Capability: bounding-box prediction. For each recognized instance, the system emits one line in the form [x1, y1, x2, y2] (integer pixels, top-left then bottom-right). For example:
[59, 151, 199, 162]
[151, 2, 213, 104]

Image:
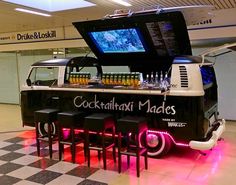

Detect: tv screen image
[89, 28, 146, 53]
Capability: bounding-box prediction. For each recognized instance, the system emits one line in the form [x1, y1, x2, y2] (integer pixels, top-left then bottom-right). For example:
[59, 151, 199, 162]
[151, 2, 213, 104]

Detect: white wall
[0, 52, 19, 104]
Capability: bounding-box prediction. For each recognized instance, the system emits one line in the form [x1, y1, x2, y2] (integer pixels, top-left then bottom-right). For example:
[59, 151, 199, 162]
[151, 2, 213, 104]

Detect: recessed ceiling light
[15, 8, 51, 17]
[111, 0, 132, 7]
[3, 0, 96, 12]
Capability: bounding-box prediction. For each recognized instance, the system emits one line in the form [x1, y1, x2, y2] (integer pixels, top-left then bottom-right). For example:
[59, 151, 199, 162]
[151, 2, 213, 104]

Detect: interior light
[15, 8, 51, 17]
[111, 0, 132, 7]
[4, 0, 96, 12]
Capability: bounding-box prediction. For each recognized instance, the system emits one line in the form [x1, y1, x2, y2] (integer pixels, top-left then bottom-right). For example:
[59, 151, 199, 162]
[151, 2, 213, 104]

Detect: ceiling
[0, 0, 236, 34]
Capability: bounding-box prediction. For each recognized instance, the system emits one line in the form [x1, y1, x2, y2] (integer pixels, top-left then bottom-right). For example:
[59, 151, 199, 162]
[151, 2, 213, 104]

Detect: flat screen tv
[88, 28, 146, 53]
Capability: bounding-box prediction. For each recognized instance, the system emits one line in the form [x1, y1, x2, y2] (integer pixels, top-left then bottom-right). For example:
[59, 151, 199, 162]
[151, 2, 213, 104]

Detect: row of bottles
[143, 71, 170, 89]
[102, 72, 141, 87]
[69, 72, 91, 85]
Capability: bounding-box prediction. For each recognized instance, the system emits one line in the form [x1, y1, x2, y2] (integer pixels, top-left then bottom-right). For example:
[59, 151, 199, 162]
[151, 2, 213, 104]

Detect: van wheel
[145, 131, 172, 157]
[38, 122, 57, 136]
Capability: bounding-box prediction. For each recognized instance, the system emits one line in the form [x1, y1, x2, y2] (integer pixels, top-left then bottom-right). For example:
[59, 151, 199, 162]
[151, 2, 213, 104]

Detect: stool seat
[117, 116, 148, 177]
[34, 108, 60, 123]
[84, 113, 114, 131]
[116, 116, 147, 134]
[84, 113, 116, 170]
[57, 111, 85, 163]
[58, 111, 85, 128]
[34, 108, 59, 159]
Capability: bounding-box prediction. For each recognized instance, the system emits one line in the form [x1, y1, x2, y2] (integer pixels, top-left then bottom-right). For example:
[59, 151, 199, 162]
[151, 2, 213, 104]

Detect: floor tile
[0, 152, 25, 161]
[15, 146, 37, 155]
[78, 179, 108, 185]
[0, 162, 23, 174]
[17, 139, 36, 146]
[46, 161, 78, 174]
[87, 169, 120, 184]
[0, 149, 11, 157]
[66, 165, 99, 178]
[17, 130, 36, 139]
[26, 170, 62, 184]
[145, 158, 194, 179]
[7, 166, 42, 179]
[12, 155, 41, 165]
[46, 174, 84, 185]
[14, 180, 43, 185]
[0, 175, 21, 185]
[1, 144, 24, 151]
[30, 149, 57, 157]
[160, 176, 199, 185]
[28, 158, 59, 170]
[0, 159, 7, 166]
[0, 116, 235, 185]
[109, 171, 165, 185]
[0, 141, 12, 149]
[4, 137, 25, 143]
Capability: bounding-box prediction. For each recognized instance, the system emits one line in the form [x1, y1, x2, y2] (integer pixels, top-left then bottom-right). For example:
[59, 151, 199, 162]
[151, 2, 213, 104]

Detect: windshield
[29, 67, 59, 86]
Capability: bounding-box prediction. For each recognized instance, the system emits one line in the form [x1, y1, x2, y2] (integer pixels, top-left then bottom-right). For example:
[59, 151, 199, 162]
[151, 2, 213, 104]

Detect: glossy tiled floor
[0, 104, 236, 185]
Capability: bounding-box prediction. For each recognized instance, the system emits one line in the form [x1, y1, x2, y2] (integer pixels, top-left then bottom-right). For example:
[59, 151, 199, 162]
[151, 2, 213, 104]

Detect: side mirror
[26, 79, 32, 86]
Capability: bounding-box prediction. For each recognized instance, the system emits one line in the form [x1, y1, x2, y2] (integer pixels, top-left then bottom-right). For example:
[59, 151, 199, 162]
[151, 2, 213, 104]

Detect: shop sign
[73, 94, 176, 115]
[0, 28, 64, 44]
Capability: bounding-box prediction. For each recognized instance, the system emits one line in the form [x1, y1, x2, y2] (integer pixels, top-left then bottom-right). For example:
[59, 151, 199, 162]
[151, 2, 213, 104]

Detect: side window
[200, 66, 215, 86]
[29, 67, 59, 86]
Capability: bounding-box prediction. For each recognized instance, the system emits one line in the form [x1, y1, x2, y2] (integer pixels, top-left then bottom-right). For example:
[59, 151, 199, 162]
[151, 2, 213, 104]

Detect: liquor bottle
[105, 73, 110, 85]
[113, 73, 118, 85]
[130, 72, 135, 86]
[146, 74, 149, 84]
[75, 72, 79, 84]
[109, 73, 114, 85]
[122, 73, 126, 86]
[159, 71, 164, 89]
[69, 72, 73, 84]
[102, 73, 106, 85]
[164, 71, 170, 87]
[118, 72, 122, 85]
[155, 72, 159, 87]
[134, 72, 140, 87]
[150, 72, 154, 84]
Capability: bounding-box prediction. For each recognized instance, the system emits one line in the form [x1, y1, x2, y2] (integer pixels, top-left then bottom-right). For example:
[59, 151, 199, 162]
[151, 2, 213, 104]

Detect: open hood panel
[73, 11, 192, 66]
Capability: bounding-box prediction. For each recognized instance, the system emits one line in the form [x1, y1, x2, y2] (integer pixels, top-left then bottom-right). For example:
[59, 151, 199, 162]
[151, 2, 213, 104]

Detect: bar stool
[34, 108, 60, 158]
[84, 113, 116, 170]
[117, 116, 148, 177]
[57, 111, 85, 163]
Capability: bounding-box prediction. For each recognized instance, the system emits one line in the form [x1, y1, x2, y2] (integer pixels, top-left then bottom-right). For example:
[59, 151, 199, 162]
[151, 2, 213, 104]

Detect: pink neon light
[148, 129, 189, 147]
[62, 127, 189, 147]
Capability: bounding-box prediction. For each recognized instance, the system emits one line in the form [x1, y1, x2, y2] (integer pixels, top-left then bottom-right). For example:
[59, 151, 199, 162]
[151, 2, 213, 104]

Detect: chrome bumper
[189, 119, 226, 150]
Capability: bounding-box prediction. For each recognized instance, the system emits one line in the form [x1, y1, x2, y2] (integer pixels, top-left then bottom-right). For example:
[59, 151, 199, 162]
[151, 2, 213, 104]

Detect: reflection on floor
[0, 104, 236, 185]
[0, 121, 235, 185]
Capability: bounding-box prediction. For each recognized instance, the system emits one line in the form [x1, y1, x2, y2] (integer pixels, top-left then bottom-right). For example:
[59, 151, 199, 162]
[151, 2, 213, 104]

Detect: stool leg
[102, 131, 106, 170]
[35, 122, 40, 157]
[48, 122, 53, 159]
[136, 133, 140, 177]
[144, 131, 148, 170]
[127, 134, 130, 167]
[112, 126, 116, 163]
[58, 124, 62, 161]
[97, 133, 101, 161]
[71, 127, 76, 163]
[98, 151, 101, 161]
[145, 150, 148, 170]
[118, 132, 122, 173]
[85, 130, 90, 167]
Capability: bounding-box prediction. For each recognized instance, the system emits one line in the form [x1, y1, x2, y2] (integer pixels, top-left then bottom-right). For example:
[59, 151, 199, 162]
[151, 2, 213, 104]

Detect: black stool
[117, 116, 148, 177]
[57, 111, 85, 163]
[34, 108, 60, 158]
[84, 113, 116, 170]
